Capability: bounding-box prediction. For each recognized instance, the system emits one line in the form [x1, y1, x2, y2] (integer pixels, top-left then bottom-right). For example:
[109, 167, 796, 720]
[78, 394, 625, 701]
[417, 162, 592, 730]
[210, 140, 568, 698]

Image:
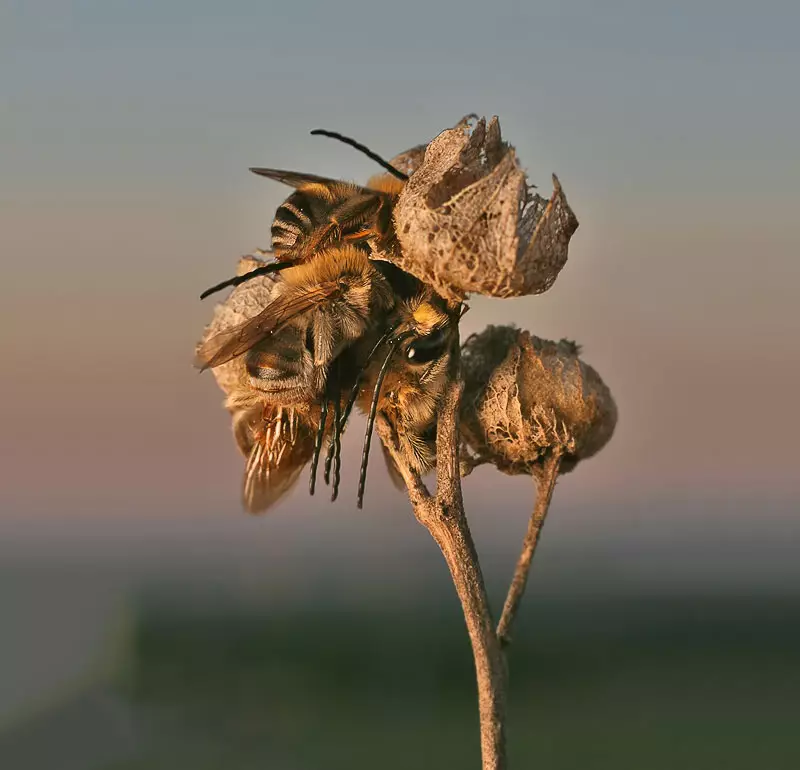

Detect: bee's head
[395, 297, 453, 367]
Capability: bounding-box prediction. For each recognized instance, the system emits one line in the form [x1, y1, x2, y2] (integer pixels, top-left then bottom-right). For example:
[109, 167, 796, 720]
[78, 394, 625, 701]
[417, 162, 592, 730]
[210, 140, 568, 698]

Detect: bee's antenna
[310, 129, 409, 182]
[339, 327, 395, 432]
[199, 261, 293, 300]
[309, 397, 329, 496]
[357, 332, 412, 509]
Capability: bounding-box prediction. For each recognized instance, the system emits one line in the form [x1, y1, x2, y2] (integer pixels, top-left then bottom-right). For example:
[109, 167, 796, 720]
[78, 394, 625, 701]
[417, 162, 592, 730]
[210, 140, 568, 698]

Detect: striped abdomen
[270, 181, 392, 260]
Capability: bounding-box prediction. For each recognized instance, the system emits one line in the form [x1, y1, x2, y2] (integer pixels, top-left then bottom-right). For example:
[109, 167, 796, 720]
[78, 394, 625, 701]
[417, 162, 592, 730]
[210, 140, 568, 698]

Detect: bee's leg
[309, 397, 329, 496]
[330, 367, 343, 502]
[323, 439, 334, 486]
[302, 220, 339, 258]
[326, 194, 387, 253]
[322, 360, 343, 500]
[322, 362, 338, 487]
[331, 192, 383, 231]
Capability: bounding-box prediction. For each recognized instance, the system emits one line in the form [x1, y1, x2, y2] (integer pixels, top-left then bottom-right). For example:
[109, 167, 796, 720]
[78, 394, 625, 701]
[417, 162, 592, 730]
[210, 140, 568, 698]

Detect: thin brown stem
[496, 450, 562, 648]
[377, 345, 507, 770]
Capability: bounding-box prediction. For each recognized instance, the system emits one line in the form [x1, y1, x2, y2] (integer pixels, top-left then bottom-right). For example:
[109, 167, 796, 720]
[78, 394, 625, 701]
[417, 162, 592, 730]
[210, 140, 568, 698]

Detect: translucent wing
[250, 167, 377, 195]
[195, 282, 339, 371]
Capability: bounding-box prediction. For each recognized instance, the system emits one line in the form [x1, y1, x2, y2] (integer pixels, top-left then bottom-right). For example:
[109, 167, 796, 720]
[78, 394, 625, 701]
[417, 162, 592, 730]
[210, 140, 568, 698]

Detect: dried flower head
[392, 116, 579, 302]
[382, 114, 479, 180]
[461, 325, 616, 476]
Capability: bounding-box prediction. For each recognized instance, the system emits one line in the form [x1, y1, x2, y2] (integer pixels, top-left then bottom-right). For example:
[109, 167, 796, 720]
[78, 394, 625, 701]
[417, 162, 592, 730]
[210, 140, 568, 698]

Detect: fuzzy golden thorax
[287, 245, 394, 355]
[240, 246, 395, 400]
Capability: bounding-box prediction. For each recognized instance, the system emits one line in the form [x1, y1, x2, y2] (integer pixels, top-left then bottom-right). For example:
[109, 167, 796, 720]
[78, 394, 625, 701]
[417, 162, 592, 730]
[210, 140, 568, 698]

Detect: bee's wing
[249, 167, 381, 195]
[242, 411, 316, 514]
[195, 282, 339, 371]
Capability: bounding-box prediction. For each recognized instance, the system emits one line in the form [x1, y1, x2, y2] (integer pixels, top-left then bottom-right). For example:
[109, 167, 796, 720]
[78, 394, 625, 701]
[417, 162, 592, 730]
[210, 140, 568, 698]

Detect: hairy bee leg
[300, 193, 383, 258]
[323, 360, 341, 487]
[323, 439, 334, 486]
[302, 220, 339, 258]
[309, 398, 329, 496]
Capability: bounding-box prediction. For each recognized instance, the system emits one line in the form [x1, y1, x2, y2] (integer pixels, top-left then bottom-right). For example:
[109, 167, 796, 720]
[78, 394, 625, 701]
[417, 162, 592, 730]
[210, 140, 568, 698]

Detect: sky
[1, 0, 799, 587]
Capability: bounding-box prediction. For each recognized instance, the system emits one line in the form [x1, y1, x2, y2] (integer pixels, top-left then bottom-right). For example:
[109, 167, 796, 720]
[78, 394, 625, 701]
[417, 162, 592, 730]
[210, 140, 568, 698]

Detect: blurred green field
[24, 594, 788, 770]
[3, 591, 799, 769]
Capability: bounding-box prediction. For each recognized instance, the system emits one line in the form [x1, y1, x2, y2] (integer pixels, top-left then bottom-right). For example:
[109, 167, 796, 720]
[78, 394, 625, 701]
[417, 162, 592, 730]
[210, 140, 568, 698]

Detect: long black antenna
[357, 333, 412, 509]
[310, 129, 409, 182]
[199, 260, 293, 300]
[338, 327, 394, 432]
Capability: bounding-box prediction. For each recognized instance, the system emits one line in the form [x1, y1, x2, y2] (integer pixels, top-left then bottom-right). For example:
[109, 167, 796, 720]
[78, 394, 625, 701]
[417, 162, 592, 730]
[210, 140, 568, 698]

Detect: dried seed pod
[385, 144, 426, 178]
[392, 116, 579, 302]
[461, 325, 616, 476]
[385, 114, 479, 179]
[195, 255, 282, 405]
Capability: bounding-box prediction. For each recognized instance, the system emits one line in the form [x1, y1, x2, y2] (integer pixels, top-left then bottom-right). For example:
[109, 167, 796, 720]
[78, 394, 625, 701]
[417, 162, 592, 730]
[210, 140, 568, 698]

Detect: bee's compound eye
[405, 328, 449, 364]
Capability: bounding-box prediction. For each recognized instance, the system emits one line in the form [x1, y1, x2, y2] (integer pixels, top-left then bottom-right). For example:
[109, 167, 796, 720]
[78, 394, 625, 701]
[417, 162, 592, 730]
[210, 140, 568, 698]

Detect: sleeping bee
[196, 131, 459, 512]
[196, 245, 396, 505]
[264, 129, 409, 261]
[350, 290, 458, 507]
[198, 130, 411, 302]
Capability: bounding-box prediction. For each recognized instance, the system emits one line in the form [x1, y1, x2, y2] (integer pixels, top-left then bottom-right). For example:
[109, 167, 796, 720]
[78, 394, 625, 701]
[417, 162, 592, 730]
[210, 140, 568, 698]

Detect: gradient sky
[1, 1, 798, 588]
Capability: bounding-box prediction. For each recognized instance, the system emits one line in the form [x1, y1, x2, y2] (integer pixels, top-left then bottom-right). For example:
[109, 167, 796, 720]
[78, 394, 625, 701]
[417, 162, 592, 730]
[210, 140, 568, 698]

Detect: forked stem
[496, 450, 563, 648]
[377, 343, 507, 770]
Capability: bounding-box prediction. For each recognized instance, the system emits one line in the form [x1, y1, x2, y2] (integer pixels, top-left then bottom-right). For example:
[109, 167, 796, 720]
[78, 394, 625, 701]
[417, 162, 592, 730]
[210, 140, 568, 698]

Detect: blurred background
[2, 1, 799, 768]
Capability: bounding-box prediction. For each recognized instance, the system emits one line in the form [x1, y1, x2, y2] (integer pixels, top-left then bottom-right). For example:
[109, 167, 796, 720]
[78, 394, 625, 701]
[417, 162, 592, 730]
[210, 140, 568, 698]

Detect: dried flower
[461, 325, 616, 476]
[392, 116, 579, 302]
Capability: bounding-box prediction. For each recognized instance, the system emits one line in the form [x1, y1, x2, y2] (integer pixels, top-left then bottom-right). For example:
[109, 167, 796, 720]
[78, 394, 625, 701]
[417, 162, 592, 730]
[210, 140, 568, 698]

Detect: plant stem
[377, 351, 507, 770]
[496, 450, 562, 648]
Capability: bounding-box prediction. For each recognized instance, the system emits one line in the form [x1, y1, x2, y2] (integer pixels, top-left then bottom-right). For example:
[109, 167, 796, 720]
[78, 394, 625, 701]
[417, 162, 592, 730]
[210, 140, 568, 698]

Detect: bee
[350, 290, 460, 508]
[197, 246, 393, 389]
[198, 130, 410, 302]
[258, 168, 405, 263]
[196, 245, 398, 501]
[197, 256, 363, 512]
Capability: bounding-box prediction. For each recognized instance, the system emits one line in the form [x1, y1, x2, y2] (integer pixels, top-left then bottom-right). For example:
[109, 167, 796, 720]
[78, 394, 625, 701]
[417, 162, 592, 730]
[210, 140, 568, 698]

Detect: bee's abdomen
[270, 191, 317, 256]
[246, 327, 308, 380]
